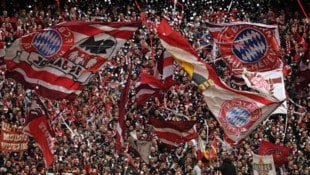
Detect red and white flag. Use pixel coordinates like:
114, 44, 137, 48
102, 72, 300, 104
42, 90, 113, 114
158, 19, 282, 144
116, 66, 132, 154
4, 21, 141, 100
135, 50, 177, 105
206, 22, 282, 74
154, 50, 175, 80
242, 68, 287, 114
128, 130, 152, 164
258, 141, 290, 168
135, 73, 166, 105
149, 118, 197, 147
23, 98, 56, 168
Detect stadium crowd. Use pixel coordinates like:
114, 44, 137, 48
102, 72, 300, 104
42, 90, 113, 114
0, 0, 309, 175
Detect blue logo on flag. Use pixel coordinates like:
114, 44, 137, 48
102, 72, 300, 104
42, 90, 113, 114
226, 107, 250, 127
232, 29, 267, 63
32, 29, 62, 57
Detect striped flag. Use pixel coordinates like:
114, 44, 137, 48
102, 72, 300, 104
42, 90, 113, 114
154, 50, 175, 80
135, 73, 166, 105
149, 118, 197, 147
116, 66, 132, 154
158, 19, 282, 144
4, 21, 141, 100
135, 50, 176, 105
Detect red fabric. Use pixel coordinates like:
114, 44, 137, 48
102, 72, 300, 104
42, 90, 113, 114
258, 141, 290, 168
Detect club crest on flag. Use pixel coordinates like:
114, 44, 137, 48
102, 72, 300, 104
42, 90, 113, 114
21, 27, 74, 58
217, 24, 280, 71
218, 99, 262, 134
79, 33, 117, 56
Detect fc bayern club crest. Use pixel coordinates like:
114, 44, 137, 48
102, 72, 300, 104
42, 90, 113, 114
218, 99, 262, 135
218, 24, 280, 72
21, 27, 74, 58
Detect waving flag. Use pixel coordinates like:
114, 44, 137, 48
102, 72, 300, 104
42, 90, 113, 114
4, 21, 141, 100
154, 50, 175, 80
206, 22, 282, 74
158, 19, 282, 144
258, 141, 290, 168
135, 73, 166, 105
242, 68, 287, 114
23, 98, 56, 168
135, 50, 177, 105
116, 66, 132, 154
149, 118, 197, 147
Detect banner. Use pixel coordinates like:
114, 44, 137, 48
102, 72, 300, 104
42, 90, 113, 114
206, 22, 282, 74
253, 153, 276, 175
4, 21, 141, 100
158, 19, 282, 144
0, 122, 28, 152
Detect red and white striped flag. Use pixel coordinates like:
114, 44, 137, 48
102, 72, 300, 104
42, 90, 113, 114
116, 66, 132, 154
135, 73, 166, 105
154, 50, 175, 80
135, 50, 177, 105
158, 19, 282, 144
206, 22, 282, 75
149, 118, 197, 147
4, 21, 141, 100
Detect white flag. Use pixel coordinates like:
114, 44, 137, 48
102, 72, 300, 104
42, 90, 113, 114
253, 153, 276, 175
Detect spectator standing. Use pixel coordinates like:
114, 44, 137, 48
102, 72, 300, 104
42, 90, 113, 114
192, 159, 203, 175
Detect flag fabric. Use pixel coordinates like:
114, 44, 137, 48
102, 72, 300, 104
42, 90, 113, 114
296, 53, 310, 91
127, 130, 152, 164
4, 21, 141, 100
196, 135, 207, 160
149, 118, 197, 147
242, 68, 287, 114
116, 66, 132, 154
0, 121, 29, 152
135, 50, 177, 105
258, 141, 290, 168
23, 98, 56, 168
158, 19, 282, 144
206, 22, 282, 74
204, 139, 217, 160
253, 153, 277, 175
135, 73, 166, 105
154, 50, 175, 80
196, 136, 217, 161
0, 41, 5, 72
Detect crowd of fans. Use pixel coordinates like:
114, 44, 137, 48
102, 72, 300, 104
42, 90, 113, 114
0, 0, 309, 174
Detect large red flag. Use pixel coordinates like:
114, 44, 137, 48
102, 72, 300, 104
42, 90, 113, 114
158, 19, 283, 144
4, 21, 141, 100
258, 141, 290, 168
23, 98, 56, 168
206, 22, 282, 74
149, 118, 197, 147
